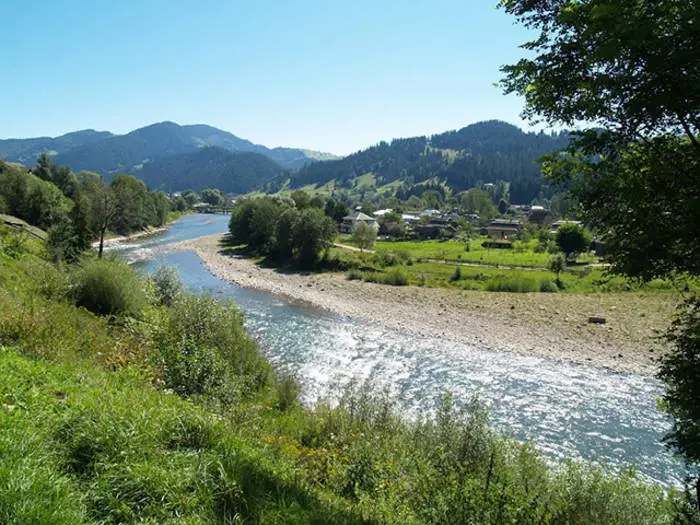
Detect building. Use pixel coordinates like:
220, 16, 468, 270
550, 220, 583, 234
340, 212, 377, 233
483, 219, 522, 239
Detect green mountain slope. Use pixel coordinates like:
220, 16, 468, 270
134, 146, 284, 193
276, 120, 570, 203
0, 129, 114, 165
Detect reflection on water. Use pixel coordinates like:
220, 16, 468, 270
122, 214, 686, 487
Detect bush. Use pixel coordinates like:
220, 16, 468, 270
275, 373, 301, 411
374, 251, 403, 268
73, 257, 150, 317
538, 279, 558, 293
150, 294, 273, 400
381, 267, 408, 286
346, 269, 363, 281
152, 266, 183, 306
485, 276, 539, 293
450, 266, 462, 281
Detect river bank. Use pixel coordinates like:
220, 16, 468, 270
92, 226, 168, 249
176, 233, 676, 376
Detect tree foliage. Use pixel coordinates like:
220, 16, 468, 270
555, 223, 590, 261
500, 0, 700, 281
501, 0, 700, 496
200, 188, 224, 206
228, 196, 335, 268
659, 298, 700, 465
352, 222, 376, 253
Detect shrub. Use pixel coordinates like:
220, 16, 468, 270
150, 295, 273, 399
151, 266, 183, 306
275, 373, 301, 411
485, 276, 539, 293
381, 267, 408, 286
450, 266, 462, 282
346, 269, 363, 281
0, 229, 28, 259
538, 279, 558, 293
375, 251, 402, 268
73, 257, 149, 317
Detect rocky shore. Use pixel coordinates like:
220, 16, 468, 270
176, 233, 676, 376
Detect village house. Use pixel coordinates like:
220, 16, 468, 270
340, 212, 377, 233
483, 219, 522, 239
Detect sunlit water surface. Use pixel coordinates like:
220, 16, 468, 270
120, 214, 687, 487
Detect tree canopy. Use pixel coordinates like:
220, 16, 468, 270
501, 0, 700, 500
500, 0, 700, 282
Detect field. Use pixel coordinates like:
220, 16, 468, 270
329, 236, 689, 294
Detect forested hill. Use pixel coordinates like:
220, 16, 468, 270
0, 122, 338, 177
135, 147, 284, 194
0, 130, 114, 166
276, 121, 570, 203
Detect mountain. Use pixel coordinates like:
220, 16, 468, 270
134, 147, 283, 194
275, 120, 570, 203
0, 129, 114, 165
0, 122, 338, 177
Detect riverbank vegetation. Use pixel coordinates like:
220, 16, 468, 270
0, 219, 687, 524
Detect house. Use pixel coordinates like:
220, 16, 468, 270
340, 212, 377, 233
550, 220, 583, 234
483, 219, 522, 239
401, 214, 420, 224
527, 205, 551, 226
373, 208, 393, 218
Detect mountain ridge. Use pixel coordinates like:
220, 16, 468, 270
0, 122, 339, 175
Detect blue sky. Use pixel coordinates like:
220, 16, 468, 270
2, 1, 535, 155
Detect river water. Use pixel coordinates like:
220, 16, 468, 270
118, 214, 686, 487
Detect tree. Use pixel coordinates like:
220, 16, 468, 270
500, 0, 700, 281
501, 0, 700, 505
352, 222, 376, 253
498, 198, 509, 216
93, 184, 117, 259
110, 174, 151, 235
547, 252, 566, 288
34, 152, 54, 182
200, 188, 224, 207
292, 208, 335, 268
324, 198, 349, 224
182, 190, 199, 208
460, 188, 496, 220
290, 190, 310, 210
658, 298, 700, 495
555, 223, 590, 261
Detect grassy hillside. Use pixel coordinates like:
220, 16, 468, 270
0, 228, 687, 524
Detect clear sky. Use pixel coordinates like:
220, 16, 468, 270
1, 1, 536, 155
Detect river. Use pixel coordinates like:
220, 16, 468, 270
117, 213, 687, 487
